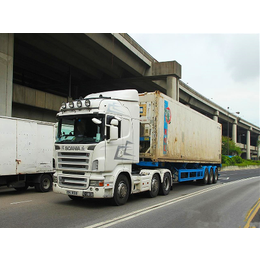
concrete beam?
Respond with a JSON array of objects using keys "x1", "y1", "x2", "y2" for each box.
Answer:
[
  {"x1": 13, "y1": 84, "x2": 65, "y2": 112},
  {"x1": 0, "y1": 33, "x2": 13, "y2": 116},
  {"x1": 85, "y1": 33, "x2": 150, "y2": 77},
  {"x1": 151, "y1": 61, "x2": 181, "y2": 78}
]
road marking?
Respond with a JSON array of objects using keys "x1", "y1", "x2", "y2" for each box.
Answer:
[
  {"x1": 10, "y1": 200, "x2": 32, "y2": 205},
  {"x1": 218, "y1": 177, "x2": 229, "y2": 180},
  {"x1": 85, "y1": 176, "x2": 260, "y2": 228},
  {"x1": 244, "y1": 198, "x2": 260, "y2": 228}
]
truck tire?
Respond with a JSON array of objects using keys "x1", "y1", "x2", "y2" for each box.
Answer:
[
  {"x1": 35, "y1": 174, "x2": 53, "y2": 192},
  {"x1": 112, "y1": 174, "x2": 130, "y2": 206},
  {"x1": 208, "y1": 168, "x2": 214, "y2": 184},
  {"x1": 202, "y1": 168, "x2": 209, "y2": 185},
  {"x1": 148, "y1": 174, "x2": 160, "y2": 198},
  {"x1": 213, "y1": 168, "x2": 218, "y2": 183},
  {"x1": 159, "y1": 172, "x2": 171, "y2": 195}
]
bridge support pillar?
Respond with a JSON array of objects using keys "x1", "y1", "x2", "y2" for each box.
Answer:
[
  {"x1": 246, "y1": 129, "x2": 251, "y2": 160},
  {"x1": 257, "y1": 135, "x2": 260, "y2": 160},
  {"x1": 213, "y1": 111, "x2": 219, "y2": 122},
  {"x1": 0, "y1": 33, "x2": 14, "y2": 117},
  {"x1": 232, "y1": 120, "x2": 237, "y2": 144},
  {"x1": 166, "y1": 76, "x2": 179, "y2": 101}
]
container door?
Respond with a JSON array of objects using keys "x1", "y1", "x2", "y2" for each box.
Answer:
[
  {"x1": 37, "y1": 124, "x2": 54, "y2": 172},
  {"x1": 16, "y1": 120, "x2": 37, "y2": 174}
]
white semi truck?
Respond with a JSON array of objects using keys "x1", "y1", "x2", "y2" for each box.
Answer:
[
  {"x1": 0, "y1": 116, "x2": 55, "y2": 192},
  {"x1": 53, "y1": 90, "x2": 222, "y2": 205}
]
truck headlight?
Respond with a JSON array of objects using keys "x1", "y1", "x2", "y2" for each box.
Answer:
[
  {"x1": 92, "y1": 160, "x2": 98, "y2": 171},
  {"x1": 69, "y1": 101, "x2": 74, "y2": 108},
  {"x1": 76, "y1": 100, "x2": 82, "y2": 108},
  {"x1": 90, "y1": 180, "x2": 104, "y2": 187},
  {"x1": 61, "y1": 102, "x2": 66, "y2": 109}
]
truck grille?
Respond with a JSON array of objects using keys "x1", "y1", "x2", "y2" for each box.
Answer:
[
  {"x1": 57, "y1": 151, "x2": 91, "y2": 189},
  {"x1": 58, "y1": 152, "x2": 90, "y2": 172},
  {"x1": 59, "y1": 175, "x2": 88, "y2": 189}
]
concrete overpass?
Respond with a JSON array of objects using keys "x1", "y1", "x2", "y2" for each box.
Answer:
[{"x1": 1, "y1": 33, "x2": 259, "y2": 159}]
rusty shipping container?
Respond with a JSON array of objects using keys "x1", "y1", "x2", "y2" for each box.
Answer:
[{"x1": 139, "y1": 91, "x2": 222, "y2": 164}]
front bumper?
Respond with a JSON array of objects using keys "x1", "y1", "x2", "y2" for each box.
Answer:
[{"x1": 53, "y1": 182, "x2": 113, "y2": 199}]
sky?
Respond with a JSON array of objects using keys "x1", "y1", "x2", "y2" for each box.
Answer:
[{"x1": 129, "y1": 34, "x2": 260, "y2": 127}]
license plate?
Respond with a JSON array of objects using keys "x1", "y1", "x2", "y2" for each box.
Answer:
[{"x1": 67, "y1": 190, "x2": 78, "y2": 196}]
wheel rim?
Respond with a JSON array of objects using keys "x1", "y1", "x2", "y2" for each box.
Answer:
[
  {"x1": 43, "y1": 178, "x2": 51, "y2": 189},
  {"x1": 117, "y1": 181, "x2": 128, "y2": 199},
  {"x1": 152, "y1": 176, "x2": 159, "y2": 192}
]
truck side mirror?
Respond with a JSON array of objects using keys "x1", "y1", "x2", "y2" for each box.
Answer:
[
  {"x1": 110, "y1": 125, "x2": 118, "y2": 140},
  {"x1": 110, "y1": 119, "x2": 119, "y2": 126}
]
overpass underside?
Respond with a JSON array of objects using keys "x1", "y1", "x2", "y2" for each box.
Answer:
[{"x1": 0, "y1": 33, "x2": 259, "y2": 160}]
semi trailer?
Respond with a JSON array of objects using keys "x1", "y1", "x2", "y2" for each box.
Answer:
[
  {"x1": 53, "y1": 90, "x2": 222, "y2": 205},
  {"x1": 0, "y1": 116, "x2": 55, "y2": 192}
]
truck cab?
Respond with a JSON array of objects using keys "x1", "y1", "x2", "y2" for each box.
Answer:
[{"x1": 53, "y1": 89, "x2": 140, "y2": 205}]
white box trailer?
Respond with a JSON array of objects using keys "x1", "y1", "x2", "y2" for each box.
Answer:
[
  {"x1": 0, "y1": 116, "x2": 55, "y2": 192},
  {"x1": 139, "y1": 91, "x2": 222, "y2": 164}
]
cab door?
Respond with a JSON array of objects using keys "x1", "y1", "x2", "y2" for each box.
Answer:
[{"x1": 105, "y1": 115, "x2": 133, "y2": 172}]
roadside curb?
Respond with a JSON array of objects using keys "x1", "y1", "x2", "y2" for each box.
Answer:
[{"x1": 222, "y1": 165, "x2": 260, "y2": 172}]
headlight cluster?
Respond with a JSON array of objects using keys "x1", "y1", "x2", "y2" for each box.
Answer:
[
  {"x1": 90, "y1": 180, "x2": 104, "y2": 187},
  {"x1": 60, "y1": 99, "x2": 91, "y2": 110}
]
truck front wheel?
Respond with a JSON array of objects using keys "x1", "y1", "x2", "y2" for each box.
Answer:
[
  {"x1": 113, "y1": 175, "x2": 130, "y2": 206},
  {"x1": 35, "y1": 174, "x2": 53, "y2": 192}
]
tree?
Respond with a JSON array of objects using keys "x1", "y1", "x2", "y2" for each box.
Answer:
[{"x1": 222, "y1": 136, "x2": 242, "y2": 156}]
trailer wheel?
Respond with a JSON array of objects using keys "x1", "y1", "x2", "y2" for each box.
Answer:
[
  {"x1": 213, "y1": 168, "x2": 218, "y2": 183},
  {"x1": 35, "y1": 174, "x2": 53, "y2": 192},
  {"x1": 208, "y1": 168, "x2": 214, "y2": 184},
  {"x1": 159, "y1": 172, "x2": 171, "y2": 195},
  {"x1": 112, "y1": 174, "x2": 130, "y2": 206},
  {"x1": 148, "y1": 174, "x2": 160, "y2": 198},
  {"x1": 202, "y1": 168, "x2": 209, "y2": 185}
]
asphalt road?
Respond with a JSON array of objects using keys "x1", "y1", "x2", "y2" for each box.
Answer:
[{"x1": 0, "y1": 168, "x2": 259, "y2": 228}]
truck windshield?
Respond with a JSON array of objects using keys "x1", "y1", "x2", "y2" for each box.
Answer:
[{"x1": 56, "y1": 115, "x2": 105, "y2": 144}]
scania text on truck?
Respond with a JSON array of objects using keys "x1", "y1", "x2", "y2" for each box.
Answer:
[
  {"x1": 0, "y1": 116, "x2": 55, "y2": 192},
  {"x1": 53, "y1": 90, "x2": 221, "y2": 205}
]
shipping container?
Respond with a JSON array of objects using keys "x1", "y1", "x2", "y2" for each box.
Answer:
[{"x1": 139, "y1": 91, "x2": 222, "y2": 164}]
